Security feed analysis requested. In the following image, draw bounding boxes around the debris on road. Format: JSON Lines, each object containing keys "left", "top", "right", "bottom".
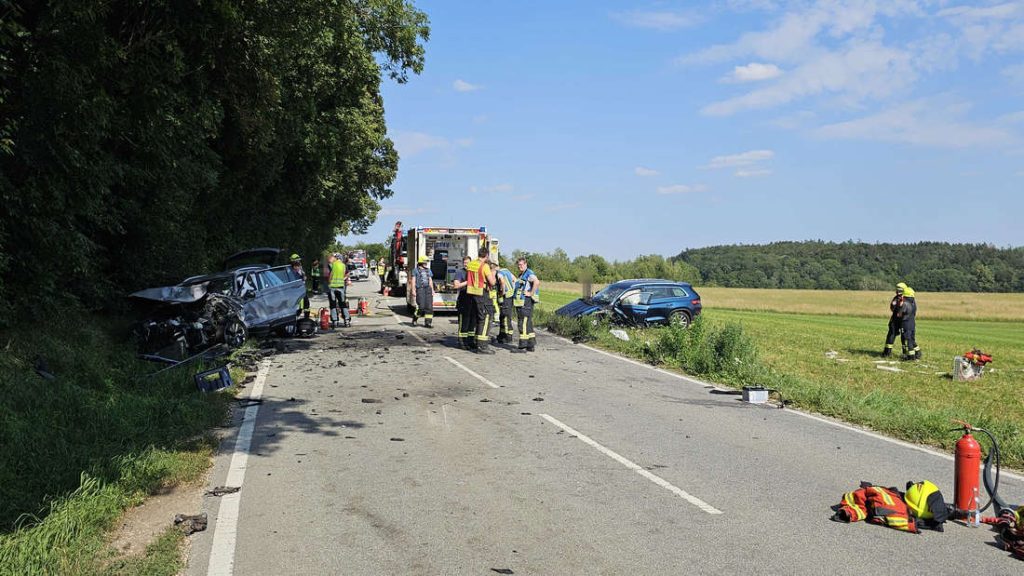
{"left": 390, "top": 437, "right": 405, "bottom": 442}
{"left": 205, "top": 486, "right": 241, "bottom": 497}
{"left": 532, "top": 397, "right": 544, "bottom": 402}
{"left": 173, "top": 512, "right": 208, "bottom": 535}
{"left": 362, "top": 398, "right": 382, "bottom": 403}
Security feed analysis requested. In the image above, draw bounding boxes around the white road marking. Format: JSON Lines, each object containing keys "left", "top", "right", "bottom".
{"left": 539, "top": 413, "right": 723, "bottom": 515}
{"left": 575, "top": 342, "right": 1024, "bottom": 483}
{"left": 444, "top": 356, "right": 501, "bottom": 389}
{"left": 392, "top": 313, "right": 427, "bottom": 344}
{"left": 207, "top": 359, "right": 271, "bottom": 576}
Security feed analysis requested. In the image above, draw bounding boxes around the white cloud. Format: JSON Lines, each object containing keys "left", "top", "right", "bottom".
{"left": 613, "top": 10, "right": 700, "bottom": 31}
{"left": 814, "top": 100, "right": 1015, "bottom": 148}
{"left": 656, "top": 184, "right": 709, "bottom": 195}
{"left": 1000, "top": 111, "right": 1024, "bottom": 124}
{"left": 470, "top": 183, "right": 515, "bottom": 194}
{"left": 701, "top": 40, "right": 915, "bottom": 116}
{"left": 453, "top": 79, "right": 482, "bottom": 92}
{"left": 721, "top": 62, "right": 783, "bottom": 83}
{"left": 1003, "top": 63, "right": 1024, "bottom": 83}
{"left": 454, "top": 138, "right": 475, "bottom": 148}
{"left": 704, "top": 149, "right": 774, "bottom": 169}
{"left": 634, "top": 166, "right": 660, "bottom": 176}
{"left": 545, "top": 202, "right": 582, "bottom": 212}
{"left": 381, "top": 206, "right": 436, "bottom": 217}
{"left": 735, "top": 169, "right": 773, "bottom": 177}
{"left": 392, "top": 131, "right": 449, "bottom": 157}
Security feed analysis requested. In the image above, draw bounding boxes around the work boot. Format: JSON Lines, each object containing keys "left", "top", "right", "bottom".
{"left": 475, "top": 345, "right": 495, "bottom": 355}
{"left": 881, "top": 348, "right": 891, "bottom": 358}
{"left": 411, "top": 316, "right": 417, "bottom": 325}
{"left": 425, "top": 319, "right": 432, "bottom": 328}
{"left": 915, "top": 350, "right": 923, "bottom": 360}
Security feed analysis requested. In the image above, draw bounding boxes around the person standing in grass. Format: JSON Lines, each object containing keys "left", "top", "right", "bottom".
{"left": 898, "top": 282, "right": 921, "bottom": 360}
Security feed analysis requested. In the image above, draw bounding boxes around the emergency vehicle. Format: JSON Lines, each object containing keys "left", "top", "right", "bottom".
{"left": 385, "top": 223, "right": 498, "bottom": 312}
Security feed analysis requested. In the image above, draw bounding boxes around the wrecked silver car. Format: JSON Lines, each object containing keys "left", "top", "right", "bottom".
{"left": 130, "top": 248, "right": 306, "bottom": 362}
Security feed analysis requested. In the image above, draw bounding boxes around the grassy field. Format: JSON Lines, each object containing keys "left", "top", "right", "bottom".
{"left": 543, "top": 282, "right": 1024, "bottom": 321}
{"left": 538, "top": 286, "right": 1024, "bottom": 467}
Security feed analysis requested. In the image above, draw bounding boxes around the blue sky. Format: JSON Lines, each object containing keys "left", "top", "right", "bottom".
{"left": 349, "top": 0, "right": 1024, "bottom": 260}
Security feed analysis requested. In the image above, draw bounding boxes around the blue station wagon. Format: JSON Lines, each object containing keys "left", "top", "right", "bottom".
{"left": 555, "top": 279, "right": 702, "bottom": 328}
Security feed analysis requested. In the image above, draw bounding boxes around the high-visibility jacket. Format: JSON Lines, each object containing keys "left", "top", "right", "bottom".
{"left": 329, "top": 260, "right": 346, "bottom": 288}
{"left": 495, "top": 268, "right": 516, "bottom": 299}
{"left": 836, "top": 484, "right": 917, "bottom": 533}
{"left": 377, "top": 263, "right": 385, "bottom": 275}
{"left": 466, "top": 259, "right": 491, "bottom": 296}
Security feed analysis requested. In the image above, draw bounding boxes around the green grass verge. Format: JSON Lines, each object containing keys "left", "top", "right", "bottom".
{"left": 0, "top": 315, "right": 236, "bottom": 574}
{"left": 537, "top": 290, "right": 1024, "bottom": 469}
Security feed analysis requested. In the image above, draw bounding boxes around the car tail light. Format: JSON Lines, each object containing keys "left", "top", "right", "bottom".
{"left": 691, "top": 299, "right": 701, "bottom": 306}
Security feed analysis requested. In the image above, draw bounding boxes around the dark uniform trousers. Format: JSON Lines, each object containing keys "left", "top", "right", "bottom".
{"left": 457, "top": 291, "right": 475, "bottom": 348}
{"left": 473, "top": 292, "right": 493, "bottom": 350}
{"left": 516, "top": 299, "right": 535, "bottom": 351}
{"left": 497, "top": 297, "right": 515, "bottom": 341}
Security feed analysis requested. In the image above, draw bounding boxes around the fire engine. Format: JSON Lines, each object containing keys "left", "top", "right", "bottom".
{"left": 384, "top": 222, "right": 499, "bottom": 312}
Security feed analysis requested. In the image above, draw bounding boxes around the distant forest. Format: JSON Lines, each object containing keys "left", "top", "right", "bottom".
{"left": 515, "top": 242, "right": 1024, "bottom": 293}
{"left": 675, "top": 242, "right": 1023, "bottom": 292}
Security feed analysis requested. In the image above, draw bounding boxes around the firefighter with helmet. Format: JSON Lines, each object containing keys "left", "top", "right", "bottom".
{"left": 410, "top": 255, "right": 434, "bottom": 328}
{"left": 290, "top": 253, "right": 310, "bottom": 316}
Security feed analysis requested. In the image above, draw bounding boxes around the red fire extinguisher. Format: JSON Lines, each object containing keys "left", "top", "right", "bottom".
{"left": 954, "top": 421, "right": 981, "bottom": 515}
{"left": 319, "top": 307, "right": 330, "bottom": 331}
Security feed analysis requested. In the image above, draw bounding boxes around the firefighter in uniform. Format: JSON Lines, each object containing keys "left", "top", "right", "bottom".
{"left": 882, "top": 285, "right": 904, "bottom": 357}
{"left": 452, "top": 256, "right": 473, "bottom": 349}
{"left": 327, "top": 253, "right": 351, "bottom": 327}
{"left": 493, "top": 261, "right": 517, "bottom": 344}
{"left": 290, "top": 253, "right": 310, "bottom": 317}
{"left": 310, "top": 258, "right": 321, "bottom": 294}
{"left": 514, "top": 257, "right": 540, "bottom": 352}
{"left": 898, "top": 282, "right": 920, "bottom": 360}
{"left": 466, "top": 247, "right": 497, "bottom": 354}
{"left": 410, "top": 255, "right": 434, "bottom": 327}
{"left": 377, "top": 260, "right": 386, "bottom": 293}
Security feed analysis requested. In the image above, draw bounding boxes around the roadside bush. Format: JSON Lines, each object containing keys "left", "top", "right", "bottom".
{"left": 641, "top": 316, "right": 761, "bottom": 384}
{"left": 541, "top": 309, "right": 603, "bottom": 342}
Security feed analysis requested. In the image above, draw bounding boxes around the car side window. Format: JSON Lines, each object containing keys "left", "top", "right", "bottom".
{"left": 619, "top": 290, "right": 642, "bottom": 306}
{"left": 670, "top": 287, "right": 689, "bottom": 298}
{"left": 258, "top": 270, "right": 285, "bottom": 288}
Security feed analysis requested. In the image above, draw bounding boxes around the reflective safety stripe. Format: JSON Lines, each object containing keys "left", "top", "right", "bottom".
{"left": 843, "top": 493, "right": 867, "bottom": 521}
{"left": 466, "top": 260, "right": 489, "bottom": 295}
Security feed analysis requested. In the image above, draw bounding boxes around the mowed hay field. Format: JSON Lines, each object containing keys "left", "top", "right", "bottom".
{"left": 538, "top": 285, "right": 1024, "bottom": 466}
{"left": 544, "top": 282, "right": 1024, "bottom": 321}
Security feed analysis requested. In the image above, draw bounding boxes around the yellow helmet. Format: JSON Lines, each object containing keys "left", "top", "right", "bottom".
{"left": 418, "top": 255, "right": 428, "bottom": 264}
{"left": 905, "top": 480, "right": 941, "bottom": 519}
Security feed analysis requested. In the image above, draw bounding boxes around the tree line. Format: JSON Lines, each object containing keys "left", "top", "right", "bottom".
{"left": 0, "top": 1, "right": 429, "bottom": 327}
{"left": 512, "top": 242, "right": 1024, "bottom": 293}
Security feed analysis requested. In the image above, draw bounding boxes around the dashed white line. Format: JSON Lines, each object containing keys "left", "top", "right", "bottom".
{"left": 207, "top": 359, "right": 270, "bottom": 576}
{"left": 574, "top": 341, "right": 1024, "bottom": 483}
{"left": 539, "top": 413, "right": 723, "bottom": 515}
{"left": 443, "top": 356, "right": 501, "bottom": 389}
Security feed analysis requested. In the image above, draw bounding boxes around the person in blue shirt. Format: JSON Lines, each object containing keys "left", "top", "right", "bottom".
{"left": 493, "top": 261, "right": 518, "bottom": 344}
{"left": 513, "top": 258, "right": 540, "bottom": 352}
{"left": 410, "top": 255, "right": 434, "bottom": 327}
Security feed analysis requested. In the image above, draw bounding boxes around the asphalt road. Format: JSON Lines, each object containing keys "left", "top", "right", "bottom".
{"left": 187, "top": 277, "right": 1024, "bottom": 575}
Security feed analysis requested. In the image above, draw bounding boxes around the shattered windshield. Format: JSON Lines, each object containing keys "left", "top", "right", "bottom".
{"left": 591, "top": 284, "right": 628, "bottom": 305}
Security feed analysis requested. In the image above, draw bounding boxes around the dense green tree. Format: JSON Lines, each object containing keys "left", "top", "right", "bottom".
{"left": 0, "top": 0, "right": 429, "bottom": 325}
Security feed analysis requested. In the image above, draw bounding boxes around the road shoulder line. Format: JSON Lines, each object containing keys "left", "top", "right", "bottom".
{"left": 206, "top": 358, "right": 270, "bottom": 576}
{"left": 569, "top": 338, "right": 1024, "bottom": 483}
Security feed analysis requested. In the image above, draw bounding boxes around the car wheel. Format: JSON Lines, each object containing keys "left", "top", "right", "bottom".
{"left": 669, "top": 310, "right": 691, "bottom": 329}
{"left": 224, "top": 318, "right": 248, "bottom": 348}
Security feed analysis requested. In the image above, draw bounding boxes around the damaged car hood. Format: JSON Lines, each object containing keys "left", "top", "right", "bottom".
{"left": 129, "top": 282, "right": 212, "bottom": 304}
